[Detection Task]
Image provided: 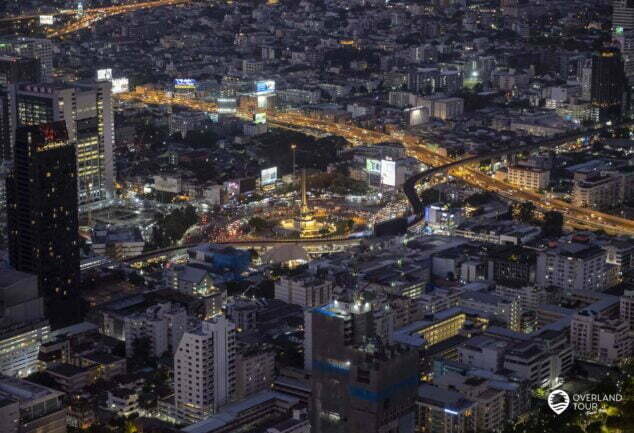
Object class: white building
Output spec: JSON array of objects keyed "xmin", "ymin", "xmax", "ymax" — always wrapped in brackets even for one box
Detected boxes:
[
  {"xmin": 277, "ymin": 88, "xmax": 321, "ymax": 105},
  {"xmin": 495, "ymin": 284, "xmax": 557, "ymax": 312},
  {"xmin": 275, "ymin": 275, "xmax": 333, "ymax": 308},
  {"xmin": 91, "ymin": 225, "xmax": 145, "ymax": 260},
  {"xmin": 536, "ymin": 243, "xmax": 608, "ymax": 291},
  {"xmin": 459, "ymin": 291, "xmax": 521, "ymax": 331},
  {"xmin": 570, "ymin": 310, "xmax": 632, "ymax": 365},
  {"xmin": 432, "ymin": 97, "xmax": 464, "ymax": 120},
  {"xmin": 572, "ymin": 174, "xmax": 621, "ymax": 209},
  {"xmin": 123, "ymin": 303, "xmax": 187, "ymax": 358},
  {"xmin": 507, "ymin": 165, "xmax": 550, "ymax": 191},
  {"xmin": 169, "ymin": 112, "xmax": 208, "ymax": 138},
  {"xmin": 174, "ymin": 316, "xmax": 236, "ymax": 424},
  {"xmin": 621, "ymin": 290, "xmax": 634, "ymax": 331},
  {"xmin": 106, "ymin": 388, "xmax": 139, "ymax": 417}
]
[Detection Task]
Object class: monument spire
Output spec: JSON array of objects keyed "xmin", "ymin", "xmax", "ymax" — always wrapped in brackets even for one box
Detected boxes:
[{"xmin": 301, "ymin": 168, "xmax": 308, "ymax": 214}]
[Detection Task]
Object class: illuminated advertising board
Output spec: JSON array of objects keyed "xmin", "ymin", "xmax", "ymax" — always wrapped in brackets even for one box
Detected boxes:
[
  {"xmin": 225, "ymin": 181, "xmax": 240, "ymax": 198},
  {"xmin": 174, "ymin": 79, "xmax": 197, "ymax": 89},
  {"xmin": 254, "ymin": 113, "xmax": 266, "ymax": 124},
  {"xmin": 255, "ymin": 80, "xmax": 275, "ymax": 94},
  {"xmin": 366, "ymin": 159, "xmax": 381, "ymax": 174},
  {"xmin": 380, "ymin": 159, "xmax": 396, "ymax": 186},
  {"xmin": 111, "ymin": 77, "xmax": 129, "ymax": 94},
  {"xmin": 39, "ymin": 15, "xmax": 54, "ymax": 25},
  {"xmin": 217, "ymin": 97, "xmax": 237, "ymax": 114},
  {"xmin": 97, "ymin": 68, "xmax": 112, "ymax": 81},
  {"xmin": 261, "ymin": 167, "xmax": 277, "ymax": 186}
]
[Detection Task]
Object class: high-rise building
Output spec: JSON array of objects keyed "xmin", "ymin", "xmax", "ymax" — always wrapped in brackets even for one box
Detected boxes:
[
  {"xmin": 0, "ymin": 58, "xmax": 40, "ymax": 162},
  {"xmin": 310, "ymin": 297, "xmax": 418, "ymax": 433},
  {"xmin": 0, "ymin": 269, "xmax": 50, "ymax": 377},
  {"xmin": 7, "ymin": 122, "xmax": 80, "ymax": 327},
  {"xmin": 0, "ymin": 38, "xmax": 53, "ymax": 82},
  {"xmin": 590, "ymin": 48, "xmax": 626, "ymax": 122},
  {"xmin": 174, "ymin": 316, "xmax": 236, "ymax": 424},
  {"xmin": 0, "ymin": 85, "xmax": 16, "ymax": 162},
  {"xmin": 0, "ymin": 376, "xmax": 67, "ymax": 433},
  {"xmin": 15, "ymin": 82, "xmax": 115, "ymax": 210},
  {"xmin": 0, "ymin": 57, "xmax": 40, "ymax": 86},
  {"xmin": 123, "ymin": 302, "xmax": 187, "ymax": 358},
  {"xmin": 571, "ymin": 309, "xmax": 632, "ymax": 366},
  {"xmin": 613, "ymin": 0, "xmax": 634, "ymax": 33}
]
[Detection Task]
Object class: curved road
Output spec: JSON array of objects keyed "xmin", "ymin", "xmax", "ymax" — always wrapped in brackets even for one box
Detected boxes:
[{"xmin": 403, "ymin": 124, "xmax": 634, "ymax": 235}]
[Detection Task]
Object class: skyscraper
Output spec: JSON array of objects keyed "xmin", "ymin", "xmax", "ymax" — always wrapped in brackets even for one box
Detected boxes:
[
  {"xmin": 0, "ymin": 38, "xmax": 53, "ymax": 82},
  {"xmin": 310, "ymin": 297, "xmax": 418, "ymax": 433},
  {"xmin": 7, "ymin": 121, "xmax": 80, "ymax": 327},
  {"xmin": 15, "ymin": 82, "xmax": 115, "ymax": 209},
  {"xmin": 591, "ymin": 48, "xmax": 626, "ymax": 122},
  {"xmin": 174, "ymin": 316, "xmax": 236, "ymax": 424},
  {"xmin": 0, "ymin": 57, "xmax": 40, "ymax": 162},
  {"xmin": 613, "ymin": 0, "xmax": 634, "ymax": 33}
]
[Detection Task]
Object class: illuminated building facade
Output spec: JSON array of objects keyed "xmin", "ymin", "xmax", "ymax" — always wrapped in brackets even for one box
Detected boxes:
[
  {"xmin": 0, "ymin": 269, "xmax": 49, "ymax": 378},
  {"xmin": 7, "ymin": 122, "xmax": 80, "ymax": 327},
  {"xmin": 14, "ymin": 81, "xmax": 114, "ymax": 210},
  {"xmin": 174, "ymin": 316, "xmax": 236, "ymax": 424},
  {"xmin": 590, "ymin": 48, "xmax": 626, "ymax": 122}
]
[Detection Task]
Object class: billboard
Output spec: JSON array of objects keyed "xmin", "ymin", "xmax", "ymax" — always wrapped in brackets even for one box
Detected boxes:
[
  {"xmin": 381, "ymin": 159, "xmax": 396, "ymax": 186},
  {"xmin": 225, "ymin": 181, "xmax": 240, "ymax": 198},
  {"xmin": 366, "ymin": 158, "xmax": 381, "ymax": 174},
  {"xmin": 217, "ymin": 97, "xmax": 237, "ymax": 114},
  {"xmin": 111, "ymin": 77, "xmax": 129, "ymax": 94},
  {"xmin": 255, "ymin": 80, "xmax": 275, "ymax": 94},
  {"xmin": 153, "ymin": 175, "xmax": 182, "ymax": 194},
  {"xmin": 39, "ymin": 15, "xmax": 54, "ymax": 25},
  {"xmin": 174, "ymin": 79, "xmax": 196, "ymax": 89},
  {"xmin": 97, "ymin": 68, "xmax": 112, "ymax": 81},
  {"xmin": 261, "ymin": 167, "xmax": 277, "ymax": 186},
  {"xmin": 254, "ymin": 113, "xmax": 267, "ymax": 124},
  {"xmin": 240, "ymin": 177, "xmax": 256, "ymax": 194}
]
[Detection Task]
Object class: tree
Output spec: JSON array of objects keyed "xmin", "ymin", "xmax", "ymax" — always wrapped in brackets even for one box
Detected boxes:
[
  {"xmin": 514, "ymin": 201, "xmax": 535, "ymax": 223},
  {"xmin": 542, "ymin": 211, "xmax": 564, "ymax": 237}
]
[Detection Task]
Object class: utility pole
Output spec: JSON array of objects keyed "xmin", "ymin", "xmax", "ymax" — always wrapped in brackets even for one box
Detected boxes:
[{"xmin": 291, "ymin": 143, "xmax": 297, "ymax": 182}]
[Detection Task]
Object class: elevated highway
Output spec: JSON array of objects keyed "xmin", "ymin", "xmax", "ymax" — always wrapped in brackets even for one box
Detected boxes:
[{"xmin": 115, "ymin": 88, "xmax": 634, "ymax": 236}]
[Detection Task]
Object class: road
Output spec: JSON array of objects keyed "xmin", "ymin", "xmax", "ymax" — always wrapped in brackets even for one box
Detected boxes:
[
  {"xmin": 45, "ymin": 0, "xmax": 190, "ymax": 38},
  {"xmin": 115, "ymin": 88, "xmax": 634, "ymax": 236}
]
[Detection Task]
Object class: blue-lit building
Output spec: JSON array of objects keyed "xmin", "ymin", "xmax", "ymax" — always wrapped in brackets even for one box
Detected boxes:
[
  {"xmin": 187, "ymin": 244, "xmax": 251, "ymax": 281},
  {"xmin": 309, "ymin": 298, "xmax": 418, "ymax": 433}
]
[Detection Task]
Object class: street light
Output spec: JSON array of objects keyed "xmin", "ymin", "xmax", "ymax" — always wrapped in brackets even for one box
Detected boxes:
[{"xmin": 291, "ymin": 144, "xmax": 297, "ymax": 181}]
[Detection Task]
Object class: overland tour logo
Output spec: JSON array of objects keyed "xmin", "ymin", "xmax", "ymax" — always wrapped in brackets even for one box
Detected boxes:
[
  {"xmin": 548, "ymin": 390, "xmax": 623, "ymax": 415},
  {"xmin": 548, "ymin": 390, "xmax": 570, "ymax": 415}
]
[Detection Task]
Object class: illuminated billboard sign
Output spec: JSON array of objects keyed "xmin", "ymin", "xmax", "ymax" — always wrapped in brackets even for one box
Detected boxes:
[
  {"xmin": 39, "ymin": 15, "xmax": 54, "ymax": 25},
  {"xmin": 366, "ymin": 159, "xmax": 381, "ymax": 174},
  {"xmin": 254, "ymin": 113, "xmax": 266, "ymax": 124},
  {"xmin": 217, "ymin": 97, "xmax": 237, "ymax": 114},
  {"xmin": 261, "ymin": 167, "xmax": 277, "ymax": 186},
  {"xmin": 174, "ymin": 79, "xmax": 196, "ymax": 89},
  {"xmin": 255, "ymin": 80, "xmax": 275, "ymax": 94},
  {"xmin": 380, "ymin": 159, "xmax": 396, "ymax": 187},
  {"xmin": 111, "ymin": 77, "xmax": 129, "ymax": 94},
  {"xmin": 97, "ymin": 68, "xmax": 112, "ymax": 81}
]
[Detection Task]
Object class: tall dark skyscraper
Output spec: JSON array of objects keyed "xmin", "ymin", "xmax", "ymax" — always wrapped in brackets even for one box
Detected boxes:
[
  {"xmin": 309, "ymin": 297, "xmax": 418, "ymax": 433},
  {"xmin": 0, "ymin": 57, "xmax": 40, "ymax": 162},
  {"xmin": 591, "ymin": 48, "xmax": 626, "ymax": 122},
  {"xmin": 7, "ymin": 121, "xmax": 80, "ymax": 327}
]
